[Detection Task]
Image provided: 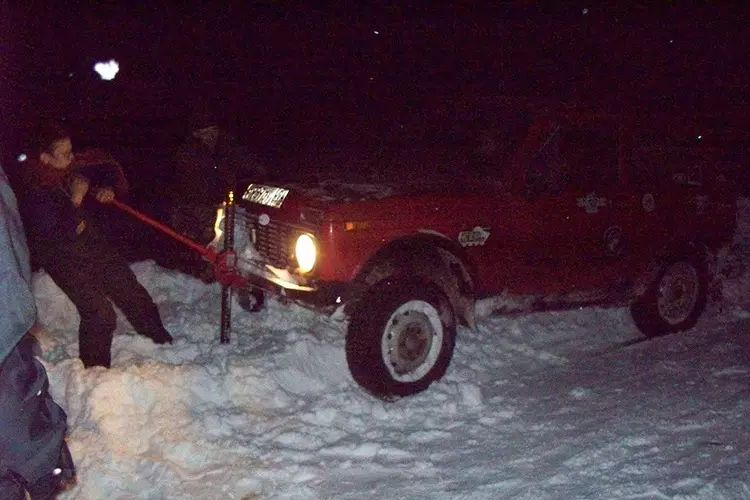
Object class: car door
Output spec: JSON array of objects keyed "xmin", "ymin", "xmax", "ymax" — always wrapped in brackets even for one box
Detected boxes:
[
  {"xmin": 621, "ymin": 127, "xmax": 682, "ymax": 268},
  {"xmin": 516, "ymin": 117, "xmax": 626, "ymax": 294}
]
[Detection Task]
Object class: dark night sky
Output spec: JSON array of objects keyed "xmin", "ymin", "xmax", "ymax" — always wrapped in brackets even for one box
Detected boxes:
[{"xmin": 3, "ymin": 3, "xmax": 750, "ymax": 161}]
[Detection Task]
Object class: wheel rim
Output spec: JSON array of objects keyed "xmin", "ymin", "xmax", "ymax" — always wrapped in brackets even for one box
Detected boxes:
[
  {"xmin": 657, "ymin": 261, "xmax": 699, "ymax": 325},
  {"xmin": 381, "ymin": 300, "xmax": 444, "ymax": 383}
]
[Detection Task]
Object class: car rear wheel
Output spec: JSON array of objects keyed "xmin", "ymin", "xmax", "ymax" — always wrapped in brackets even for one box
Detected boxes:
[
  {"xmin": 346, "ymin": 280, "xmax": 456, "ymax": 400},
  {"xmin": 630, "ymin": 254, "xmax": 709, "ymax": 337}
]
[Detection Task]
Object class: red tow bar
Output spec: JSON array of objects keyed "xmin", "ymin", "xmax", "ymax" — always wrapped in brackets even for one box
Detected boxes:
[
  {"xmin": 110, "ymin": 199, "xmax": 218, "ymax": 262},
  {"xmin": 110, "ymin": 197, "xmax": 246, "ymax": 343}
]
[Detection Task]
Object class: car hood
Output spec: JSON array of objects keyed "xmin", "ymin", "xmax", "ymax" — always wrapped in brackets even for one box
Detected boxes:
[{"xmin": 249, "ymin": 177, "xmax": 493, "ymax": 206}]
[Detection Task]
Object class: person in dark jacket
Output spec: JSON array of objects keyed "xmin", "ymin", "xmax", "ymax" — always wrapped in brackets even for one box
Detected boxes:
[
  {"xmin": 164, "ymin": 105, "xmax": 267, "ymax": 279},
  {"xmin": 1, "ymin": 162, "xmax": 76, "ymax": 499},
  {"xmin": 18, "ymin": 121, "xmax": 173, "ymax": 369}
]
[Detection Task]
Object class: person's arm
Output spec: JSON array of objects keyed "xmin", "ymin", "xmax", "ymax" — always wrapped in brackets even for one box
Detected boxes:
[
  {"xmin": 73, "ymin": 148, "xmax": 129, "ymax": 198},
  {"xmin": 23, "ymin": 189, "xmax": 86, "ymax": 245}
]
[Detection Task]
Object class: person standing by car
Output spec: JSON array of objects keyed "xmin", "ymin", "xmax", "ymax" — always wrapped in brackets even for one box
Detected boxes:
[
  {"xmin": 17, "ymin": 121, "xmax": 173, "ymax": 369},
  {"xmin": 0, "ymin": 162, "xmax": 76, "ymax": 499},
  {"xmin": 165, "ymin": 103, "xmax": 267, "ymax": 279}
]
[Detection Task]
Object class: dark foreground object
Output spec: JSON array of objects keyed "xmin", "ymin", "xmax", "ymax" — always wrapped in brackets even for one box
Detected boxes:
[{"xmin": 0, "ymin": 336, "xmax": 76, "ymax": 499}]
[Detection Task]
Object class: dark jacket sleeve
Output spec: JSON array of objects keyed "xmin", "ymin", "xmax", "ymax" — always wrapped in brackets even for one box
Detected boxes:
[
  {"xmin": 74, "ymin": 163, "xmax": 129, "ymax": 198},
  {"xmin": 22, "ymin": 188, "xmax": 85, "ymax": 247},
  {"xmin": 73, "ymin": 148, "xmax": 129, "ymax": 198}
]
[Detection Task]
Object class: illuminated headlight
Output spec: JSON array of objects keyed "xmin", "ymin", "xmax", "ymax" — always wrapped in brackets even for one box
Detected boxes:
[
  {"xmin": 295, "ymin": 233, "xmax": 317, "ymax": 274},
  {"xmin": 213, "ymin": 204, "xmax": 225, "ymax": 239},
  {"xmin": 207, "ymin": 204, "xmax": 226, "ymax": 251}
]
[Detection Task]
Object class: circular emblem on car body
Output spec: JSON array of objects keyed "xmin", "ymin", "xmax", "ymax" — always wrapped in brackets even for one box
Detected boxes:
[
  {"xmin": 603, "ymin": 225, "xmax": 625, "ymax": 257},
  {"xmin": 642, "ymin": 193, "xmax": 656, "ymax": 213},
  {"xmin": 258, "ymin": 213, "xmax": 270, "ymax": 226}
]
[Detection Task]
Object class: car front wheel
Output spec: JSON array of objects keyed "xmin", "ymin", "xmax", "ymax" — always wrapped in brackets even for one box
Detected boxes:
[
  {"xmin": 346, "ymin": 280, "xmax": 456, "ymax": 400},
  {"xmin": 630, "ymin": 254, "xmax": 709, "ymax": 337}
]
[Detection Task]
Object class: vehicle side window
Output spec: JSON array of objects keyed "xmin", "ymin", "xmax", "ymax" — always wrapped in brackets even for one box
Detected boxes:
[
  {"xmin": 525, "ymin": 124, "xmax": 568, "ymax": 195},
  {"xmin": 630, "ymin": 145, "xmax": 666, "ymax": 189},
  {"xmin": 668, "ymin": 146, "xmax": 705, "ymax": 187},
  {"xmin": 629, "ymin": 130, "xmax": 667, "ymax": 189},
  {"xmin": 470, "ymin": 110, "xmax": 534, "ymax": 182},
  {"xmin": 560, "ymin": 127, "xmax": 619, "ymax": 190},
  {"xmin": 630, "ymin": 130, "xmax": 706, "ymax": 189},
  {"xmin": 525, "ymin": 124, "xmax": 618, "ymax": 195}
]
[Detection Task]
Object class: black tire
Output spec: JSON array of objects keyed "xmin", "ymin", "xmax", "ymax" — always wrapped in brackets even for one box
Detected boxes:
[
  {"xmin": 346, "ymin": 280, "xmax": 456, "ymax": 400},
  {"xmin": 630, "ymin": 254, "xmax": 709, "ymax": 337}
]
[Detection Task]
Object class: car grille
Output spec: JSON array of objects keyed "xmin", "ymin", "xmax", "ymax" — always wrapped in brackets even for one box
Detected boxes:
[{"xmin": 236, "ymin": 211, "xmax": 316, "ymax": 270}]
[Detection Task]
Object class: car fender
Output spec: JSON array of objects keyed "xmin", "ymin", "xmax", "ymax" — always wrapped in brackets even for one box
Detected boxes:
[{"xmin": 348, "ymin": 232, "xmax": 477, "ymax": 328}]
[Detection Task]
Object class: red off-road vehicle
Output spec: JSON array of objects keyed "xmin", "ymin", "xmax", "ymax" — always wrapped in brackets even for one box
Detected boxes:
[{"xmin": 224, "ymin": 105, "xmax": 738, "ymax": 400}]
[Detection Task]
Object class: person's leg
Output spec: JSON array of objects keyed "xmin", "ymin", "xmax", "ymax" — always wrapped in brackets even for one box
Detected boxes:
[
  {"xmin": 44, "ymin": 263, "xmax": 116, "ymax": 368},
  {"xmin": 0, "ymin": 338, "xmax": 76, "ymax": 499},
  {"xmin": 172, "ymin": 203, "xmax": 217, "ymax": 244},
  {"xmin": 169, "ymin": 203, "xmax": 218, "ymax": 280},
  {"xmin": 97, "ymin": 253, "xmax": 173, "ymax": 344}
]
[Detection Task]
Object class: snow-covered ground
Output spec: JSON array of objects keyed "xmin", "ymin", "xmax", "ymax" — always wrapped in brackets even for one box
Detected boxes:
[{"xmin": 33, "ymin": 199, "xmax": 750, "ymax": 500}]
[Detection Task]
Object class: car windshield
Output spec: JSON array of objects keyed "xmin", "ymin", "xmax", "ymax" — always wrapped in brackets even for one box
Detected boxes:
[
  {"xmin": 275, "ymin": 103, "xmax": 534, "ymax": 190},
  {"xmin": 462, "ymin": 109, "xmax": 534, "ymax": 183}
]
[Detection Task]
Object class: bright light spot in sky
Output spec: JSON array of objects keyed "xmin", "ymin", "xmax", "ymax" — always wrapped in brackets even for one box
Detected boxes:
[
  {"xmin": 94, "ymin": 59, "xmax": 119, "ymax": 81},
  {"xmin": 17, "ymin": 154, "xmax": 27, "ymax": 162},
  {"xmin": 582, "ymin": 8, "xmax": 589, "ymax": 15},
  {"xmin": 374, "ymin": 30, "xmax": 379, "ymax": 35},
  {"xmin": 697, "ymin": 135, "xmax": 702, "ymax": 140},
  {"xmin": 669, "ymin": 39, "xmax": 674, "ymax": 44}
]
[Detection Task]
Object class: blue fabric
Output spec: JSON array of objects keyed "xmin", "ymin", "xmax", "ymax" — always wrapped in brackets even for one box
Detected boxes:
[
  {"xmin": 0, "ymin": 164, "xmax": 36, "ymax": 363},
  {"xmin": 0, "ymin": 337, "xmax": 74, "ymax": 498},
  {"xmin": 0, "ymin": 164, "xmax": 75, "ymax": 497}
]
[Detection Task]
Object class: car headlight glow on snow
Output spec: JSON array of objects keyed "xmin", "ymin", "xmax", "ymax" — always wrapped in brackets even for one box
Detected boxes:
[{"xmin": 295, "ymin": 233, "xmax": 317, "ymax": 274}]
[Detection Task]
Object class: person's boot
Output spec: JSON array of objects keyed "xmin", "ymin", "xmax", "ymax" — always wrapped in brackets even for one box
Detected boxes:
[
  {"xmin": 146, "ymin": 328, "xmax": 173, "ymax": 345},
  {"xmin": 79, "ymin": 346, "xmax": 111, "ymax": 369}
]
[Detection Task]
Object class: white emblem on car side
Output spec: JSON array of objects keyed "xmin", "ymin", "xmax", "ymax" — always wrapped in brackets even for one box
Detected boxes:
[
  {"xmin": 458, "ymin": 227, "xmax": 490, "ymax": 247},
  {"xmin": 576, "ymin": 192, "xmax": 608, "ymax": 214},
  {"xmin": 258, "ymin": 213, "xmax": 270, "ymax": 226},
  {"xmin": 642, "ymin": 193, "xmax": 656, "ymax": 213}
]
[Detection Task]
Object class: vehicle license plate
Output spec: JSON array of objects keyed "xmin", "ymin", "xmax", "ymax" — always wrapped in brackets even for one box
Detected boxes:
[{"xmin": 242, "ymin": 184, "xmax": 290, "ymax": 208}]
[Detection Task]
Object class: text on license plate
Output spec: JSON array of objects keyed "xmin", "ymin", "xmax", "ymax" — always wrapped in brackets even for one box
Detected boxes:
[{"xmin": 242, "ymin": 184, "xmax": 290, "ymax": 208}]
